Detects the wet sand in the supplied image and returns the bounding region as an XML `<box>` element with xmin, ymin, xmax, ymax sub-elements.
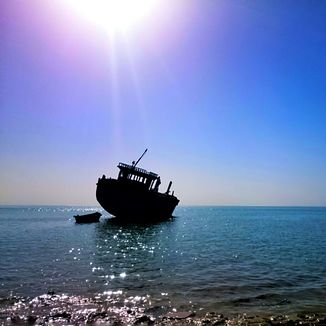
<box><xmin>1</xmin><ymin>293</ymin><xmax>325</xmax><ymax>325</ymax></box>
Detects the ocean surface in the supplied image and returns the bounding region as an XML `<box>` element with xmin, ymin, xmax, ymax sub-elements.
<box><xmin>0</xmin><ymin>206</ymin><xmax>325</xmax><ymax>324</ymax></box>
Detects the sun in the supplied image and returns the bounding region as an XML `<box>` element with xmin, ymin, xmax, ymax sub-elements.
<box><xmin>66</xmin><ymin>0</ymin><xmax>159</xmax><ymax>33</ymax></box>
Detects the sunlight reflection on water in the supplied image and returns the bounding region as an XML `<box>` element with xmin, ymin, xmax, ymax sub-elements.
<box><xmin>0</xmin><ymin>206</ymin><xmax>325</xmax><ymax>318</ymax></box>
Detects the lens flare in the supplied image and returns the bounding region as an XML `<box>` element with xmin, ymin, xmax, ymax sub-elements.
<box><xmin>66</xmin><ymin>0</ymin><xmax>159</xmax><ymax>32</ymax></box>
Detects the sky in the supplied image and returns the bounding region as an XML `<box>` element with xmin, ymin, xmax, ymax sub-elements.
<box><xmin>1</xmin><ymin>0</ymin><xmax>326</xmax><ymax>206</ymax></box>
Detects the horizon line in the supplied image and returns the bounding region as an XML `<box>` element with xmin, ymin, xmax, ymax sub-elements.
<box><xmin>1</xmin><ymin>204</ymin><xmax>326</xmax><ymax>208</ymax></box>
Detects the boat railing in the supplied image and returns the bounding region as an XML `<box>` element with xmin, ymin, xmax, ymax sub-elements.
<box><xmin>118</xmin><ymin>163</ymin><xmax>158</xmax><ymax>178</ymax></box>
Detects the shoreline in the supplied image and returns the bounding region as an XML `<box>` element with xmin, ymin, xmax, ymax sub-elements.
<box><xmin>1</xmin><ymin>293</ymin><xmax>325</xmax><ymax>325</ymax></box>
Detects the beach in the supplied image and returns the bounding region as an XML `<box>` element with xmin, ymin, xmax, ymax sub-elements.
<box><xmin>1</xmin><ymin>292</ymin><xmax>325</xmax><ymax>325</ymax></box>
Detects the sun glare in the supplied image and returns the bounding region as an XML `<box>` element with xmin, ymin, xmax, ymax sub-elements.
<box><xmin>66</xmin><ymin>0</ymin><xmax>159</xmax><ymax>33</ymax></box>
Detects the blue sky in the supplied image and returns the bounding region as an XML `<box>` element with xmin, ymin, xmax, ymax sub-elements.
<box><xmin>1</xmin><ymin>1</ymin><xmax>326</xmax><ymax>205</ymax></box>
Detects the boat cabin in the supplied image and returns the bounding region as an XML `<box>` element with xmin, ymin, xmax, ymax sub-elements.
<box><xmin>117</xmin><ymin>162</ymin><xmax>161</xmax><ymax>191</ymax></box>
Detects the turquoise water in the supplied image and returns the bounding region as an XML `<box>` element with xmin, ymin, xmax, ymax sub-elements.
<box><xmin>0</xmin><ymin>206</ymin><xmax>325</xmax><ymax>320</ymax></box>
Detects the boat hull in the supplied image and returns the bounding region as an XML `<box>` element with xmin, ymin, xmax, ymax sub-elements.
<box><xmin>96</xmin><ymin>178</ymin><xmax>179</xmax><ymax>221</ymax></box>
<box><xmin>74</xmin><ymin>212</ymin><xmax>101</xmax><ymax>223</ymax></box>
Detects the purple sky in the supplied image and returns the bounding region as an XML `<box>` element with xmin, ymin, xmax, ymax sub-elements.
<box><xmin>1</xmin><ymin>1</ymin><xmax>326</xmax><ymax>205</ymax></box>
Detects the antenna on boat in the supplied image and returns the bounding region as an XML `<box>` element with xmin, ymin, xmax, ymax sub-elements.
<box><xmin>133</xmin><ymin>148</ymin><xmax>148</xmax><ymax>167</ymax></box>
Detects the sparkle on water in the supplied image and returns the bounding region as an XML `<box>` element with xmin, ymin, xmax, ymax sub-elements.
<box><xmin>0</xmin><ymin>206</ymin><xmax>325</xmax><ymax>323</ymax></box>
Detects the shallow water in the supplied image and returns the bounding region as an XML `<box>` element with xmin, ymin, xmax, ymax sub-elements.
<box><xmin>0</xmin><ymin>206</ymin><xmax>325</xmax><ymax>322</ymax></box>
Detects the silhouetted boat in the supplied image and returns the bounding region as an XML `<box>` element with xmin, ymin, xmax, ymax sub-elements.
<box><xmin>96</xmin><ymin>149</ymin><xmax>179</xmax><ymax>221</ymax></box>
<box><xmin>74</xmin><ymin>212</ymin><xmax>101</xmax><ymax>223</ymax></box>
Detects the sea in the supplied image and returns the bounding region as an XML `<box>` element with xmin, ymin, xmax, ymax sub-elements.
<box><xmin>0</xmin><ymin>206</ymin><xmax>325</xmax><ymax>325</ymax></box>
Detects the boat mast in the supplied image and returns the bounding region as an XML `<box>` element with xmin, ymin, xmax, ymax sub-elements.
<box><xmin>133</xmin><ymin>148</ymin><xmax>148</xmax><ymax>168</ymax></box>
